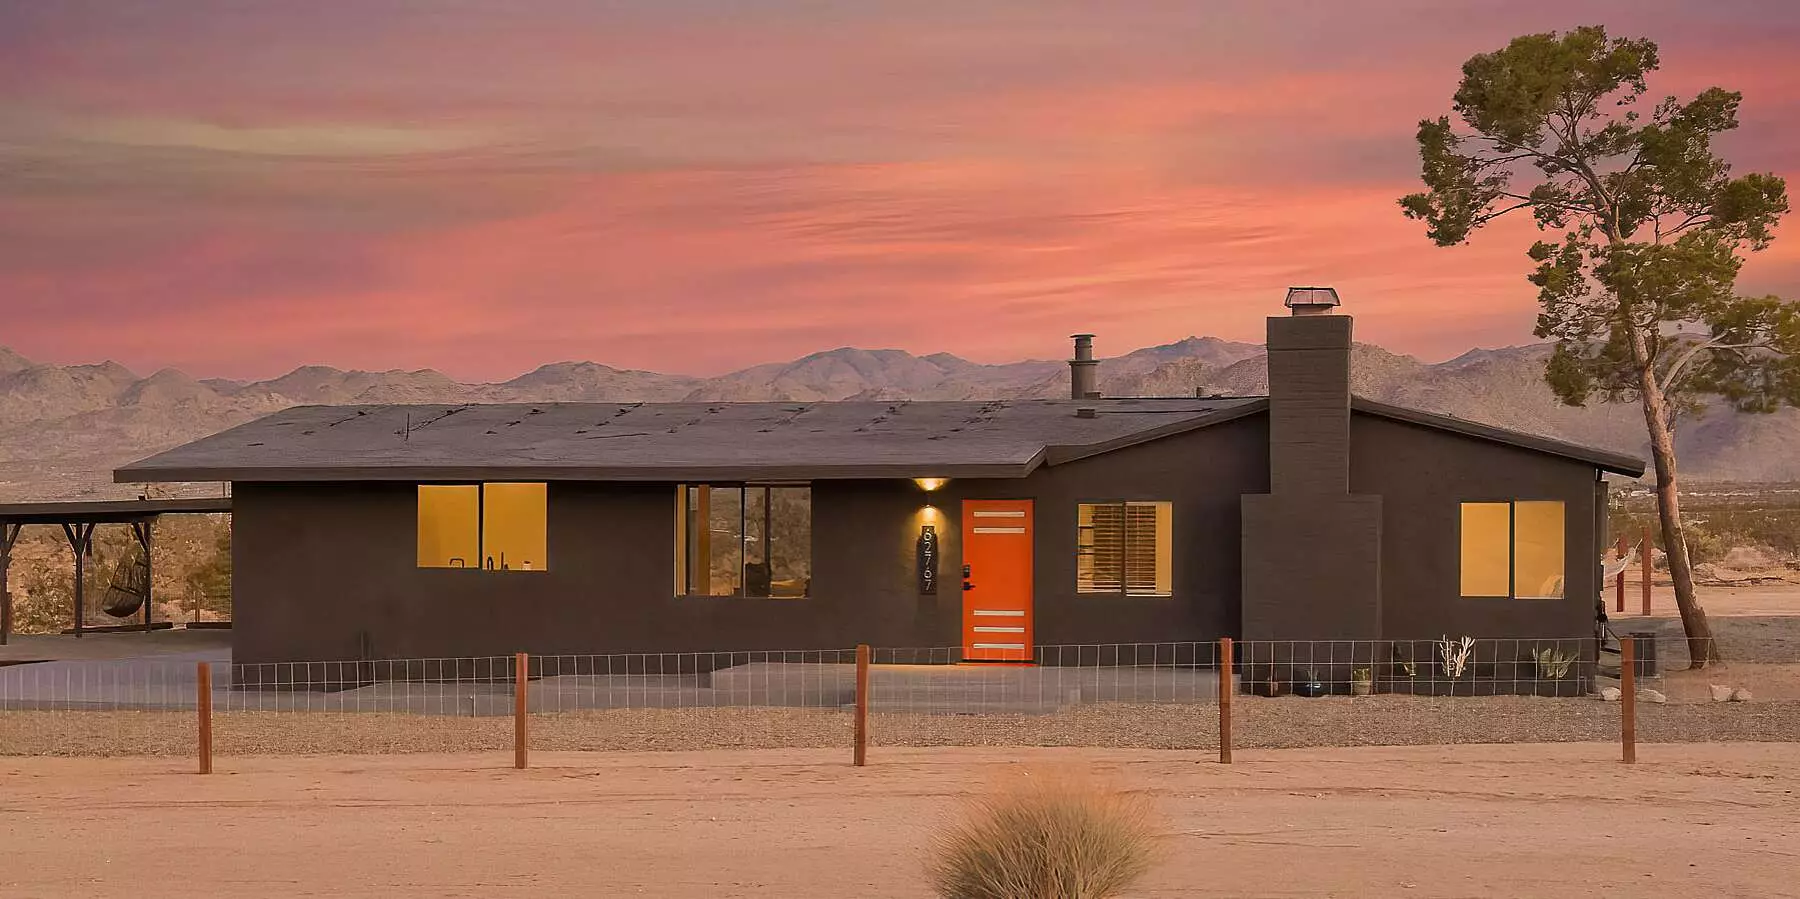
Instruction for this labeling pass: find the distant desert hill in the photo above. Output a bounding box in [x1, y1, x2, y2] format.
[4, 336, 1799, 501]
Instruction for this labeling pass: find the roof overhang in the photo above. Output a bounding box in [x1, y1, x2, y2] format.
[1351, 397, 1646, 477]
[0, 497, 233, 525]
[1044, 399, 1270, 466]
[114, 461, 1043, 484]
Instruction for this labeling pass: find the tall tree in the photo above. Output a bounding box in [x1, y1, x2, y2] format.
[1399, 26, 1797, 667]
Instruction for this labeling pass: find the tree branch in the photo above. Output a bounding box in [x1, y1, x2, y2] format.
[1476, 134, 1570, 172]
[1658, 337, 1774, 395]
[1480, 130, 1619, 238]
[1471, 152, 1542, 171]
[1473, 200, 1537, 224]
[1497, 191, 1599, 216]
[1660, 211, 1709, 238]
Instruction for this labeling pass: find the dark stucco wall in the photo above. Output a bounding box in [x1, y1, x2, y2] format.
[1349, 413, 1600, 642]
[230, 414, 1269, 664]
[940, 413, 1270, 648]
[228, 408, 1604, 665]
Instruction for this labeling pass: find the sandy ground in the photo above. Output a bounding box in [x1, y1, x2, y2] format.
[1616, 578, 1800, 618]
[3, 743, 1796, 899]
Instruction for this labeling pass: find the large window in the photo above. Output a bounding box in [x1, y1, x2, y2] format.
[1459, 500, 1564, 599]
[1076, 501, 1172, 596]
[417, 483, 548, 571]
[675, 485, 811, 598]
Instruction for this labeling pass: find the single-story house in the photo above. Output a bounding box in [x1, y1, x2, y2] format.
[116, 289, 1644, 672]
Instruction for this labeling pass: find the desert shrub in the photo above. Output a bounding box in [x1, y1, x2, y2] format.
[12, 566, 73, 634]
[1680, 520, 1729, 566]
[925, 775, 1158, 899]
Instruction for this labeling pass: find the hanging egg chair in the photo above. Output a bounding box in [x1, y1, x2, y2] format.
[102, 542, 151, 618]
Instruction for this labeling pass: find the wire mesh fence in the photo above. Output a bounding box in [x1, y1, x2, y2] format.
[2, 633, 1797, 762]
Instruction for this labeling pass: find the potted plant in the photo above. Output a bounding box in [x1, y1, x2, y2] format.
[1293, 667, 1326, 698]
[1350, 667, 1373, 696]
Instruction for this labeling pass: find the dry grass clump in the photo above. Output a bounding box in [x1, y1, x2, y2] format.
[925, 772, 1159, 899]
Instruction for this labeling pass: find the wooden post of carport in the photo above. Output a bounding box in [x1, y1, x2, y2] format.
[132, 517, 156, 633]
[0, 523, 20, 645]
[61, 522, 96, 638]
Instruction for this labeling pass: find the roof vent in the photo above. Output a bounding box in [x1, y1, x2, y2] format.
[1284, 286, 1341, 317]
[1075, 406, 1097, 419]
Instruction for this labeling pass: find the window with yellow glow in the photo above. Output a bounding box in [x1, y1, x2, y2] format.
[1512, 501, 1565, 599]
[1459, 500, 1564, 599]
[1077, 501, 1172, 596]
[675, 485, 811, 598]
[1458, 503, 1512, 597]
[418, 485, 479, 568]
[416, 483, 548, 572]
[482, 483, 548, 572]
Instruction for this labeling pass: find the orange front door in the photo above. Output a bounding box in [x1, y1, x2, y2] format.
[960, 499, 1034, 662]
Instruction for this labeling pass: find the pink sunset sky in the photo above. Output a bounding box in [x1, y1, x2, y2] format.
[3, 1, 1797, 380]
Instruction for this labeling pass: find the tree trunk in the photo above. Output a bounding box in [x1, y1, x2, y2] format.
[1631, 340, 1722, 667]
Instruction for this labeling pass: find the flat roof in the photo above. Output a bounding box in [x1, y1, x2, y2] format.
[111, 396, 1647, 484]
[0, 497, 233, 525]
[115, 399, 1264, 483]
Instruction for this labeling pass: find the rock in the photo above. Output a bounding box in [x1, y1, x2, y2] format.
[1637, 689, 1667, 704]
[1730, 688, 1753, 702]
[1711, 684, 1734, 702]
[1599, 686, 1622, 702]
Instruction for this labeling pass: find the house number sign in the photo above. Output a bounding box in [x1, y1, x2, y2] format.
[917, 524, 939, 595]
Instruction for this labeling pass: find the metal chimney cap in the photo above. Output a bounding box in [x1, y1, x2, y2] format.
[1284, 287, 1341, 314]
[1284, 286, 1340, 305]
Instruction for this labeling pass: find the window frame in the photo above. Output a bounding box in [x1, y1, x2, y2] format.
[675, 482, 811, 599]
[1075, 499, 1173, 598]
[416, 481, 549, 573]
[1457, 498, 1565, 600]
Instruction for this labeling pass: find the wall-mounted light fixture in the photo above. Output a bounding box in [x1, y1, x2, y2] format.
[913, 477, 948, 492]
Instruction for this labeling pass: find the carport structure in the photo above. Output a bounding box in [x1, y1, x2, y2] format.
[0, 497, 232, 644]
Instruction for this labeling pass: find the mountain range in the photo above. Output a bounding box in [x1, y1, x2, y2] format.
[3, 336, 1797, 501]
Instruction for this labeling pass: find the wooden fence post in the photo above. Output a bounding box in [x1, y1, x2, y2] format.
[1614, 534, 1627, 613]
[196, 661, 213, 775]
[853, 644, 870, 767]
[1218, 637, 1233, 764]
[1620, 637, 1636, 764]
[1640, 525, 1653, 616]
[514, 652, 529, 770]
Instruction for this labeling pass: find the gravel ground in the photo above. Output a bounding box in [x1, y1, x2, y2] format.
[6, 695, 1798, 758]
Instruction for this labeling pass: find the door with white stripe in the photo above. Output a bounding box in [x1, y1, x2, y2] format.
[960, 499, 1034, 662]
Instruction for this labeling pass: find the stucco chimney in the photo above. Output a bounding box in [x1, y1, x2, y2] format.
[1069, 334, 1100, 400]
[1267, 287, 1351, 495]
[1240, 285, 1382, 645]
